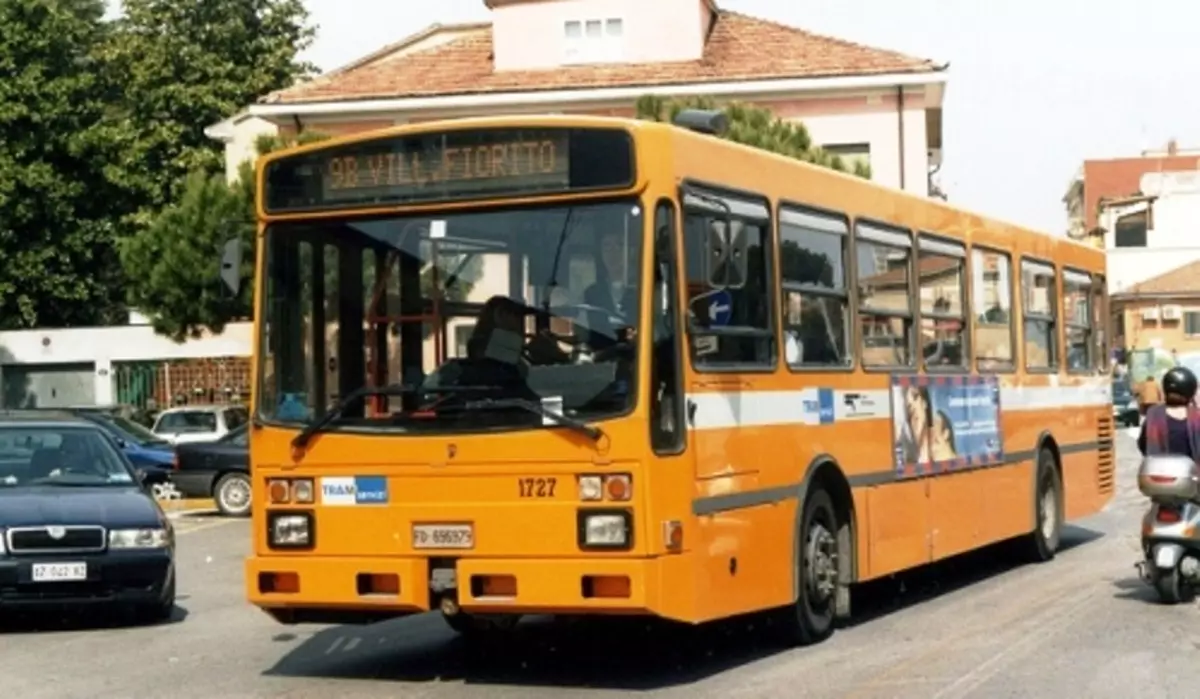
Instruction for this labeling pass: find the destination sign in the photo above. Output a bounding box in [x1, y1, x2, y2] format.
[263, 127, 634, 213]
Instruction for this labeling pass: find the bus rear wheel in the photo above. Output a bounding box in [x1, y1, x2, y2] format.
[775, 488, 839, 646]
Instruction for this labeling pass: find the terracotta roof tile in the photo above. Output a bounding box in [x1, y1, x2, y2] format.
[1117, 260, 1200, 297]
[265, 11, 941, 105]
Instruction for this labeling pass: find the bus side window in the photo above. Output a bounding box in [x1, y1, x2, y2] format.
[917, 235, 967, 369]
[1092, 274, 1108, 371]
[1021, 258, 1059, 371]
[1062, 268, 1093, 373]
[856, 222, 914, 368]
[970, 248, 1015, 372]
[650, 201, 685, 454]
[778, 206, 851, 368]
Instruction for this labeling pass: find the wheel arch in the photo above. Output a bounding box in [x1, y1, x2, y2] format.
[792, 454, 857, 610]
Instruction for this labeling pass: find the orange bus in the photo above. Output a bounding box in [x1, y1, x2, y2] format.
[242, 112, 1113, 645]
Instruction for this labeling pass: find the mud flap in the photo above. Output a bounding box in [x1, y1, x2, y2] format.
[834, 521, 852, 619]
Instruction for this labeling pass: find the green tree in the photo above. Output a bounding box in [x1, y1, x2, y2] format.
[118, 131, 325, 341]
[105, 0, 317, 220]
[0, 0, 135, 329]
[635, 95, 872, 179]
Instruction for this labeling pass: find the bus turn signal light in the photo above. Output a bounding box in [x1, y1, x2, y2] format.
[577, 474, 633, 502]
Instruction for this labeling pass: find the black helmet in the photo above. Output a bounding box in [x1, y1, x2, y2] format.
[1162, 366, 1198, 405]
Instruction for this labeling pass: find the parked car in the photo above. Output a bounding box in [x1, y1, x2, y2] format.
[1113, 376, 1140, 427]
[70, 412, 175, 489]
[150, 404, 248, 445]
[0, 410, 176, 622]
[172, 424, 251, 517]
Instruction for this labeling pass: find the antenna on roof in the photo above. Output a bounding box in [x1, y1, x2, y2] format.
[673, 109, 728, 136]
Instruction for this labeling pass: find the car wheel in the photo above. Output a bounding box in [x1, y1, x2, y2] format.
[214, 472, 253, 517]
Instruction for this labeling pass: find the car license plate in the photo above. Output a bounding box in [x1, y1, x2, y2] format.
[412, 523, 474, 550]
[31, 562, 87, 582]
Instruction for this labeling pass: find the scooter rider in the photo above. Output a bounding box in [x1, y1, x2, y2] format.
[1137, 366, 1200, 458]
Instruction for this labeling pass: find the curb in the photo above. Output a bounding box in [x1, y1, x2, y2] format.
[159, 498, 216, 514]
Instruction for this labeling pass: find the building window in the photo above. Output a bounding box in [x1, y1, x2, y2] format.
[1114, 211, 1148, 248]
[1021, 259, 1058, 371]
[563, 18, 623, 63]
[971, 247, 1014, 371]
[1185, 311, 1200, 337]
[823, 143, 872, 176]
[778, 206, 850, 368]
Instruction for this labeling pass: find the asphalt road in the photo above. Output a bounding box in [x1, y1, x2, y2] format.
[4, 429, 1194, 699]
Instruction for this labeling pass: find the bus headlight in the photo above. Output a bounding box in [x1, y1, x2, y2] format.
[578, 510, 631, 549]
[269, 512, 313, 549]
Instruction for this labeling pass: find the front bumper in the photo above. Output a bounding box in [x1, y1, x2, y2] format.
[247, 554, 664, 625]
[0, 549, 174, 610]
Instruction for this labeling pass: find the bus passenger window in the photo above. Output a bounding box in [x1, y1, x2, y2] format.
[1062, 269, 1093, 372]
[856, 223, 913, 367]
[1021, 259, 1058, 371]
[1092, 275, 1108, 371]
[917, 236, 967, 368]
[970, 248, 1014, 371]
[778, 207, 850, 368]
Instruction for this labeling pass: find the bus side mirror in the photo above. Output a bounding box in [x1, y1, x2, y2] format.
[704, 218, 748, 290]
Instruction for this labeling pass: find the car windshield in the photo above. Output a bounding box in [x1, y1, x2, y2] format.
[0, 426, 136, 488]
[258, 198, 644, 435]
[106, 416, 170, 447]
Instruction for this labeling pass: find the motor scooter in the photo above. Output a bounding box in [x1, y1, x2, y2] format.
[1135, 454, 1200, 603]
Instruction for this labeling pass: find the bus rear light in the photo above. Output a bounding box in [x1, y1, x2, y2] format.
[577, 474, 633, 502]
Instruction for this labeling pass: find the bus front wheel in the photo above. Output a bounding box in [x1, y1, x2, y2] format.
[1022, 449, 1063, 562]
[775, 487, 839, 646]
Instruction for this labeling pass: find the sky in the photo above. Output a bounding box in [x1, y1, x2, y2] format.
[111, 0, 1200, 235]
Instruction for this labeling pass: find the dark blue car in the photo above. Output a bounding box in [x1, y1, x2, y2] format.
[0, 411, 176, 622]
[71, 413, 175, 486]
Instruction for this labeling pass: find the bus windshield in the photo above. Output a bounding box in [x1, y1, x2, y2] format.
[259, 198, 645, 435]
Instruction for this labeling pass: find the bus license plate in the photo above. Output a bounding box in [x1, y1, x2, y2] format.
[32, 562, 87, 582]
[413, 524, 474, 550]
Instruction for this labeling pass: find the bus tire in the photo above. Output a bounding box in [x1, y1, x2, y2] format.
[1023, 449, 1063, 562]
[775, 487, 839, 646]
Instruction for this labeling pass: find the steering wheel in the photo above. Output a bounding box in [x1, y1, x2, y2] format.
[549, 302, 627, 328]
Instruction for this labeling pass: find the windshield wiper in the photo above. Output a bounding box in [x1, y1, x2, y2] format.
[290, 383, 502, 449]
[462, 397, 604, 442]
